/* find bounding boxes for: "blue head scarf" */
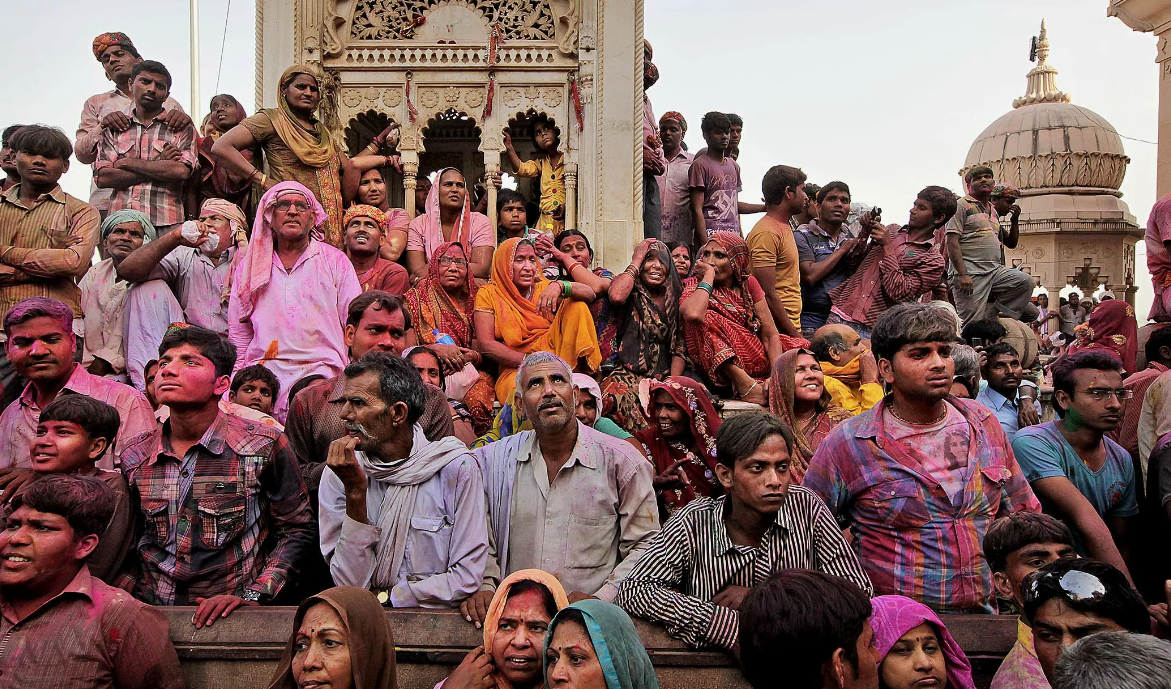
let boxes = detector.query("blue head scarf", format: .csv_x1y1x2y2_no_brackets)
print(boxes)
100,209,157,244
543,600,659,689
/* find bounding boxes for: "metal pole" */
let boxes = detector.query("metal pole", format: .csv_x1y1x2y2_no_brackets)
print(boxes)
191,0,201,124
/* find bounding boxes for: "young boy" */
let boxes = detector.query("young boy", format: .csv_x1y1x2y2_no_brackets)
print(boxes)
24,394,134,584
983,512,1077,689
688,111,764,246
496,189,531,242
230,363,280,415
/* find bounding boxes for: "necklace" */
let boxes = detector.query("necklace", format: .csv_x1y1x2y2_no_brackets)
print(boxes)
887,404,947,426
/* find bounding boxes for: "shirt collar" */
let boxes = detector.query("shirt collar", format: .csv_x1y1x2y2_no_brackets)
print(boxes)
852,396,992,441
19,363,86,409
520,422,595,470
980,386,1017,410
0,565,94,625
713,494,788,555
275,239,323,274
1,183,66,209
152,410,230,464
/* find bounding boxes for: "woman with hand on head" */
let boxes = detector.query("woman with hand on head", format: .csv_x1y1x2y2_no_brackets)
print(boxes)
197,94,256,215
538,230,618,366
869,595,976,689
767,348,851,484
406,167,495,283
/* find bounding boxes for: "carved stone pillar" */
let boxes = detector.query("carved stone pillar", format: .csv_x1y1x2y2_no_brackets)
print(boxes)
1109,0,1171,196
484,158,501,241
564,162,579,232
403,160,418,219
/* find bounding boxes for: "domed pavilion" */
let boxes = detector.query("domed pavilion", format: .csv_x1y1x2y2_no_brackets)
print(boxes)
960,21,1143,307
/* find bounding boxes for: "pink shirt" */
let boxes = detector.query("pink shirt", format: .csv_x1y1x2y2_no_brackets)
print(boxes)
1146,194,1171,278
227,240,362,421
406,211,493,261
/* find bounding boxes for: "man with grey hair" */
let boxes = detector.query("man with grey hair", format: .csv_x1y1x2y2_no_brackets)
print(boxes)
461,352,659,626
319,352,488,607
1053,631,1171,689
950,343,981,398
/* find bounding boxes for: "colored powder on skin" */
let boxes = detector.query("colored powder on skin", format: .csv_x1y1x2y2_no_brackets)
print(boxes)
1063,407,1084,432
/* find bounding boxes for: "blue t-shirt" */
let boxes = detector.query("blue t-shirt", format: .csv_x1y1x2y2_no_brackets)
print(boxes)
1011,420,1138,523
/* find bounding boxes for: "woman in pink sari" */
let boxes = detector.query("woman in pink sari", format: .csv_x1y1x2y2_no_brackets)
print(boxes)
405,167,494,283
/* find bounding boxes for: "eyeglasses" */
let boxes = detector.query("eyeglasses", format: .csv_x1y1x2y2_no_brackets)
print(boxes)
1080,387,1133,401
437,256,467,268
1024,569,1107,605
272,200,310,212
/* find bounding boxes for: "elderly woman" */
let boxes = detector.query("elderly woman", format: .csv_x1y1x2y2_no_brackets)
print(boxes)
572,373,633,441
474,237,601,404
213,64,357,246
870,595,977,689
601,238,685,432
196,94,256,214
406,168,494,282
681,233,796,405
634,376,722,516
539,230,618,366
544,600,659,689
767,348,851,484
266,586,396,689
404,241,495,434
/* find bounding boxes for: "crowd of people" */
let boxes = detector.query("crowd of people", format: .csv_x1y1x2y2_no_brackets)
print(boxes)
3,29,1171,689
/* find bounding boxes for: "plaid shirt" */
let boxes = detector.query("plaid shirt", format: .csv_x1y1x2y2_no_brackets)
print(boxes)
829,225,946,327
120,412,313,605
804,397,1041,613
94,114,196,227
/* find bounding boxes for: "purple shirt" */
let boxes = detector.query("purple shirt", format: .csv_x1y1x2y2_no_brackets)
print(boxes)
657,149,694,245
688,153,742,235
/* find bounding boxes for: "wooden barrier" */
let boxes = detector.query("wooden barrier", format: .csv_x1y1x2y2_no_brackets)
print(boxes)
163,608,1019,689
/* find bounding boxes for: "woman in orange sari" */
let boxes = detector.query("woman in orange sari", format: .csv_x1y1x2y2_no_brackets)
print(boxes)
474,237,602,404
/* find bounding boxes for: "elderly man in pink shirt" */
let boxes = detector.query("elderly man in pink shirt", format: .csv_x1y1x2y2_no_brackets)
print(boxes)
227,182,361,422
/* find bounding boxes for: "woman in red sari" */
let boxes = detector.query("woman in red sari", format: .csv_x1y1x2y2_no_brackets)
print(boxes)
634,376,722,516
681,232,805,405
767,348,851,484
403,241,495,434
1065,299,1138,375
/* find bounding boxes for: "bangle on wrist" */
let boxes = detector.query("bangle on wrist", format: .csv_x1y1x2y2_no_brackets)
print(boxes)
624,265,639,278
697,281,714,294
560,280,572,298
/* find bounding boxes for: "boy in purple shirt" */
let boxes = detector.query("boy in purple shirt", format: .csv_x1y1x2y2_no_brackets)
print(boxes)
688,112,763,246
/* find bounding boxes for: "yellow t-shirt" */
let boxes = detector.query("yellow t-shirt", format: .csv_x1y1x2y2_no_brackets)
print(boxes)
746,215,803,324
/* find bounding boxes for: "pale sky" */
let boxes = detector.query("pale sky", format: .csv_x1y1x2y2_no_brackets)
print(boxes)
1,0,1160,313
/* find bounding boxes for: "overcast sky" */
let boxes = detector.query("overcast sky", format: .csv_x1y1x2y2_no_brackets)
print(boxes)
0,0,1160,311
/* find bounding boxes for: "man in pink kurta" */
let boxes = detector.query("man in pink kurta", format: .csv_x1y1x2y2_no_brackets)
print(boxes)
227,182,361,422
1146,193,1171,321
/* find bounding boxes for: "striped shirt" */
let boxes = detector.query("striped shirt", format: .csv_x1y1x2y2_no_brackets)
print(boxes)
829,225,946,327
617,489,872,650
0,184,100,318
95,113,196,227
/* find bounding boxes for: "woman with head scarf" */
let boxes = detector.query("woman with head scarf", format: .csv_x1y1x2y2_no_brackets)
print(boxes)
572,373,633,441
1065,299,1138,375
197,94,257,215
266,586,396,689
869,595,977,689
406,168,495,282
212,64,357,247
601,238,685,433
474,237,601,404
767,348,851,484
79,209,157,380
442,570,570,689
681,233,803,405
634,376,722,516
542,230,618,367
544,599,659,689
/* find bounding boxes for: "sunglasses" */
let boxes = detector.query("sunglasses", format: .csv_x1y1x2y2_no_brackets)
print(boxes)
1023,569,1107,606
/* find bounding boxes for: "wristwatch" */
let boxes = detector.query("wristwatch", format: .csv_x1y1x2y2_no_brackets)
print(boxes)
241,590,263,603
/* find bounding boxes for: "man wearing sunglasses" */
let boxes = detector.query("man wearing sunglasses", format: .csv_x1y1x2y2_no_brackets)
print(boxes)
1012,351,1137,584
1022,558,1150,683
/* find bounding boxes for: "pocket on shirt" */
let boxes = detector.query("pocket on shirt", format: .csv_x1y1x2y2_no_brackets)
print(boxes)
407,514,453,575
565,514,615,570
865,479,930,529
978,465,1011,511
141,497,171,545
196,494,246,548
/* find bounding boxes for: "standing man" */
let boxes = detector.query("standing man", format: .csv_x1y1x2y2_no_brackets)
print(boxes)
461,352,658,624
76,33,189,218
641,40,666,240
946,166,1036,327
656,111,694,247
227,182,362,421
829,186,954,338
688,112,764,246
1011,351,1137,582
1147,194,1171,321
319,353,488,606
343,205,409,295
727,114,743,161
805,303,1041,613
1057,292,1088,345
795,182,867,334
0,124,23,192
94,61,197,233
976,342,1042,441
120,326,314,622
746,165,805,337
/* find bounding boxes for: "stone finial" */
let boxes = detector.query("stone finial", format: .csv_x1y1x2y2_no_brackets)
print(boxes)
1014,19,1072,108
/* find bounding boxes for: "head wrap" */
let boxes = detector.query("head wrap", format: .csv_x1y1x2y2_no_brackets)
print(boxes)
404,242,477,348
233,181,327,321
1066,299,1137,375
870,595,977,689
573,372,602,405
344,204,387,230
414,168,475,259
92,32,138,61
199,198,249,303
638,376,722,513
768,348,851,482
659,111,687,133
266,64,337,167
545,600,660,689
991,183,1021,200
266,586,397,689
100,209,156,244
485,570,570,689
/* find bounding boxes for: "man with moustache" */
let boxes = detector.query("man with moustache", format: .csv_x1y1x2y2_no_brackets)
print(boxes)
461,352,658,626
318,353,487,606
0,124,23,192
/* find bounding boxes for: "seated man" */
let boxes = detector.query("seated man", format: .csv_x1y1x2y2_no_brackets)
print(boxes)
1012,351,1137,581
0,297,155,469
739,570,879,689
805,303,1041,614
950,343,981,399
78,210,156,381
0,475,184,687
1022,558,1151,684
319,352,487,606
983,512,1077,689
229,363,279,416
463,352,658,624
344,204,408,295
1053,631,1171,689
120,326,313,623
619,412,871,650
809,323,883,415
976,342,1041,441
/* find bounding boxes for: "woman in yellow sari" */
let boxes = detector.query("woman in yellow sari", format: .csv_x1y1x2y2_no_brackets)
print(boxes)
474,237,602,404
212,64,357,246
